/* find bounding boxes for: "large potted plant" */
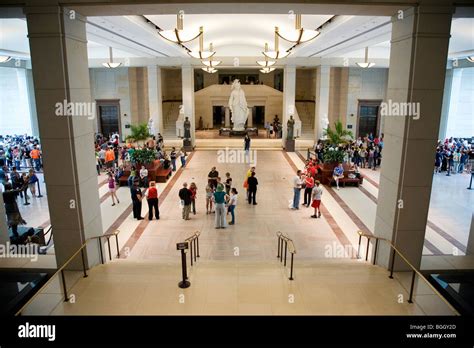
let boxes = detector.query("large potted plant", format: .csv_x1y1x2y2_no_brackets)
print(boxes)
130,148,158,171
126,123,151,147
322,120,353,169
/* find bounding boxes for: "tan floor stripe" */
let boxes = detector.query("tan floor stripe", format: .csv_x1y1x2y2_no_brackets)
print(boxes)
282,151,357,256
118,152,195,257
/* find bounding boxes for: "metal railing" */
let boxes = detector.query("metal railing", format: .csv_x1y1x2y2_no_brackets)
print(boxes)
14,229,121,316
276,232,296,280
185,230,201,267
357,230,459,314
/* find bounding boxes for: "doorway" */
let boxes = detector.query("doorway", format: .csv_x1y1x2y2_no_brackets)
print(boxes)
213,106,225,129
357,100,381,138
253,106,265,128
96,100,120,137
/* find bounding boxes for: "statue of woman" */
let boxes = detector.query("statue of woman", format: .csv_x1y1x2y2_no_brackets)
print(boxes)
228,79,249,131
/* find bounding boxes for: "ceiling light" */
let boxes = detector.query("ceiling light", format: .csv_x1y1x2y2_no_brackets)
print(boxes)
356,47,375,68
467,56,474,63
260,67,275,74
262,33,291,60
202,67,217,73
202,59,221,67
188,29,216,59
158,13,201,44
256,60,276,67
0,56,12,63
102,47,122,68
276,14,320,44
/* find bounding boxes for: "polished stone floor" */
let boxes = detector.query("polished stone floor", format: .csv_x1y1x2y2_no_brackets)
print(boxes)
10,150,463,315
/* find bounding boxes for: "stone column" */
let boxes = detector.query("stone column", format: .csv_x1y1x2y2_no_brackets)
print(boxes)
224,106,230,127
181,65,195,146
315,65,330,140
147,65,163,136
466,213,474,256
282,65,296,143
374,6,453,269
26,69,39,137
25,6,102,267
438,68,453,140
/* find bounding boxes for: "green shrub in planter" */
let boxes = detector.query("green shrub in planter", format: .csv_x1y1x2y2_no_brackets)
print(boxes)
131,148,157,165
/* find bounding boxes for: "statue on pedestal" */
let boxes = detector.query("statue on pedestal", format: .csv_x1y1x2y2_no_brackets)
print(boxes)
184,117,191,140
228,79,249,131
147,117,154,136
287,115,295,140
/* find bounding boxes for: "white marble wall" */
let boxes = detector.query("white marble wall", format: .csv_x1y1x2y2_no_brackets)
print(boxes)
346,67,388,136
89,68,132,139
446,67,474,138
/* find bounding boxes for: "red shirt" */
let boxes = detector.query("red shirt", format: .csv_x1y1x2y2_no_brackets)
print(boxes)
189,187,197,199
305,176,314,189
147,187,158,199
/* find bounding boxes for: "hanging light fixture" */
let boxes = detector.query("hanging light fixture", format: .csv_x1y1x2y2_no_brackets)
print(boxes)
0,56,12,63
260,67,275,74
257,47,276,67
202,52,221,67
277,14,320,44
263,28,291,59
202,67,217,73
158,13,201,44
356,47,375,68
102,47,122,68
467,56,474,63
188,28,216,59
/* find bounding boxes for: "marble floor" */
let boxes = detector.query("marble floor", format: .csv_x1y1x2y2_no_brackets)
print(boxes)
14,150,460,315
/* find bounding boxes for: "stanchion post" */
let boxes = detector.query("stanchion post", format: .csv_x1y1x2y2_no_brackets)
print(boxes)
277,236,281,258
189,239,193,266
284,240,288,267
196,236,200,257
61,270,69,302
389,248,396,279
177,242,191,288
357,234,362,258
80,248,88,278
408,270,416,303
373,239,379,265
365,238,370,261
289,253,294,281
36,180,43,198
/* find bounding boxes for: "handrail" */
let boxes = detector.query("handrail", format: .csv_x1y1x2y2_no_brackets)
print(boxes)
356,230,460,315
14,229,121,316
276,231,296,280
185,230,200,267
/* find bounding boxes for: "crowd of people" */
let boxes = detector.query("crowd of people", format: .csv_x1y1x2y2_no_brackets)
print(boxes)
264,115,283,139
434,137,473,175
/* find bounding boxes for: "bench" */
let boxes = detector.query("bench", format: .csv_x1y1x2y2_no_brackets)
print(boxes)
156,167,172,183
118,160,172,186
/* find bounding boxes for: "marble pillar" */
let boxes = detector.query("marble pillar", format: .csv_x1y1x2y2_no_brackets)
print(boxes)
147,65,163,136
315,66,330,140
282,65,296,143
181,65,195,146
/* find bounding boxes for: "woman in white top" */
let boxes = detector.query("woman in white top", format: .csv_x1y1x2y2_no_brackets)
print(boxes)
228,188,238,225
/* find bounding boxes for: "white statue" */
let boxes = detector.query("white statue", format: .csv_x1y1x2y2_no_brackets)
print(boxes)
228,79,249,131
321,113,329,139
147,117,154,135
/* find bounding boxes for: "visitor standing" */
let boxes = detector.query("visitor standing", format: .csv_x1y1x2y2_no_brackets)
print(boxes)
208,167,219,189
131,180,143,220
139,165,149,187
105,147,115,169
170,147,177,171
146,181,159,220
189,182,197,215
213,183,229,229
27,169,39,198
179,148,187,168
244,134,251,152
303,172,314,207
179,182,192,220
30,145,41,172
205,183,214,214
2,183,27,238
108,172,120,206
225,172,232,195
292,170,303,210
311,181,323,218
247,171,258,205
228,188,238,225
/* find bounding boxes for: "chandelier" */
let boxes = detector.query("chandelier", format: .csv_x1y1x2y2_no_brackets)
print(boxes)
263,28,290,59
102,47,122,68
188,29,216,59
202,67,217,73
158,13,201,44
276,14,320,44
260,67,275,74
257,46,276,68
356,47,375,68
467,56,474,63
202,52,221,68
0,56,12,63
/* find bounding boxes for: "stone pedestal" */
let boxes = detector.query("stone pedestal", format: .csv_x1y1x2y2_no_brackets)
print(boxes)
285,139,295,152
183,139,193,152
